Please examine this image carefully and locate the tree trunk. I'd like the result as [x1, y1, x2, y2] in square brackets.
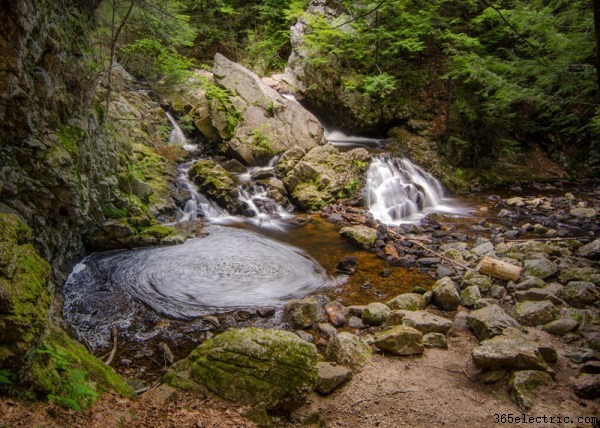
[594, 0, 600, 92]
[476, 256, 522, 282]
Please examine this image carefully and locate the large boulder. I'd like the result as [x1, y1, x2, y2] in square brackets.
[432, 277, 460, 311]
[374, 325, 424, 356]
[213, 53, 325, 165]
[166, 328, 318, 411]
[325, 332, 372, 371]
[339, 225, 378, 249]
[467, 305, 521, 341]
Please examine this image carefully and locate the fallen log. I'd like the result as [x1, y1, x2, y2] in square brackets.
[476, 256, 522, 281]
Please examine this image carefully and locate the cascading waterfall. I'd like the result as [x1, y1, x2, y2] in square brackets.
[367, 156, 451, 224]
[176, 160, 226, 222]
[166, 112, 187, 145]
[325, 129, 384, 149]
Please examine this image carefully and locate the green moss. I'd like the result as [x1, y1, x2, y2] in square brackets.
[196, 77, 243, 138]
[56, 126, 86, 154]
[26, 329, 133, 410]
[291, 182, 331, 211]
[0, 213, 52, 368]
[139, 224, 175, 239]
[250, 124, 277, 155]
[102, 205, 128, 219]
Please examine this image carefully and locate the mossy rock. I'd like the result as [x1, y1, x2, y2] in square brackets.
[291, 182, 331, 211]
[0, 214, 52, 368]
[339, 226, 377, 249]
[508, 370, 554, 409]
[25, 328, 133, 410]
[169, 328, 318, 411]
[188, 160, 239, 210]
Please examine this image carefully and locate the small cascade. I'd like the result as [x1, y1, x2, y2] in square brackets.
[367, 156, 452, 224]
[325, 129, 384, 149]
[176, 160, 227, 222]
[166, 112, 187, 145]
[237, 183, 294, 227]
[236, 155, 279, 182]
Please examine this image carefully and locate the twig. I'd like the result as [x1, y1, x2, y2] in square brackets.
[104, 328, 118, 366]
[388, 229, 473, 271]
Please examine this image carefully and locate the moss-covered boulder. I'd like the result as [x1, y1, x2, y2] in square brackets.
[508, 370, 554, 409]
[340, 226, 377, 249]
[325, 332, 372, 371]
[386, 293, 425, 311]
[25, 329, 133, 410]
[188, 159, 239, 210]
[374, 325, 424, 356]
[166, 328, 318, 411]
[0, 213, 52, 369]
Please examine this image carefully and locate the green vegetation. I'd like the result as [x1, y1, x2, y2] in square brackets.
[195, 77, 243, 137]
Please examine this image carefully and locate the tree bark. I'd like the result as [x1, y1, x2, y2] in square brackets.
[476, 256, 522, 282]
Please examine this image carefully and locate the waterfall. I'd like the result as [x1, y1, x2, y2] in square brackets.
[367, 156, 449, 224]
[165, 112, 187, 145]
[176, 160, 227, 222]
[325, 129, 384, 149]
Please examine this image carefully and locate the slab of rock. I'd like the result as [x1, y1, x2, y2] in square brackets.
[460, 285, 481, 308]
[471, 241, 495, 257]
[542, 318, 579, 336]
[386, 293, 425, 311]
[509, 370, 554, 409]
[514, 301, 557, 326]
[432, 277, 460, 311]
[362, 302, 391, 326]
[467, 305, 521, 341]
[423, 333, 448, 349]
[474, 298, 499, 309]
[572, 374, 600, 399]
[348, 316, 365, 329]
[512, 277, 545, 291]
[284, 298, 318, 329]
[579, 239, 600, 260]
[374, 325, 424, 356]
[559, 282, 597, 308]
[316, 362, 352, 394]
[316, 323, 337, 339]
[325, 332, 372, 371]
[472, 334, 548, 371]
[339, 226, 377, 249]
[168, 328, 318, 411]
[462, 271, 493, 292]
[560, 267, 600, 285]
[402, 311, 453, 334]
[514, 288, 563, 304]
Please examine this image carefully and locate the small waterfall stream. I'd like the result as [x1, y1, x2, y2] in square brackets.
[366, 156, 458, 224]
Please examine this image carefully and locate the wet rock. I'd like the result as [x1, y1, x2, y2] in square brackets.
[362, 302, 391, 326]
[258, 307, 276, 317]
[284, 298, 318, 329]
[564, 348, 600, 363]
[402, 311, 453, 334]
[523, 258, 558, 279]
[325, 301, 348, 327]
[542, 319, 579, 336]
[514, 301, 557, 326]
[423, 333, 448, 349]
[316, 362, 352, 394]
[188, 160, 239, 210]
[316, 323, 337, 339]
[339, 226, 377, 249]
[460, 285, 481, 308]
[467, 305, 521, 341]
[386, 293, 425, 311]
[325, 332, 372, 371]
[573, 374, 600, 399]
[472, 333, 548, 371]
[336, 256, 359, 274]
[509, 370, 554, 409]
[374, 325, 424, 356]
[579, 239, 600, 260]
[432, 277, 460, 311]
[559, 282, 597, 308]
[166, 328, 317, 411]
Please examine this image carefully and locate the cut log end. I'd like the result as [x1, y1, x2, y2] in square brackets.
[476, 256, 522, 282]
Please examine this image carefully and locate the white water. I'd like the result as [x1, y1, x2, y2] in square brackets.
[325, 129, 384, 149]
[176, 160, 227, 223]
[367, 156, 462, 224]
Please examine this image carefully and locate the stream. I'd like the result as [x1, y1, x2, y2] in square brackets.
[62, 121, 488, 364]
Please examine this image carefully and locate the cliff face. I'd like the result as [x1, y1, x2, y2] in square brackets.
[0, 0, 180, 398]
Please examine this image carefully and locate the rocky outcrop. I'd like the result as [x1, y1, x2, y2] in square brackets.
[166, 328, 318, 411]
[213, 53, 325, 165]
[188, 160, 239, 211]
